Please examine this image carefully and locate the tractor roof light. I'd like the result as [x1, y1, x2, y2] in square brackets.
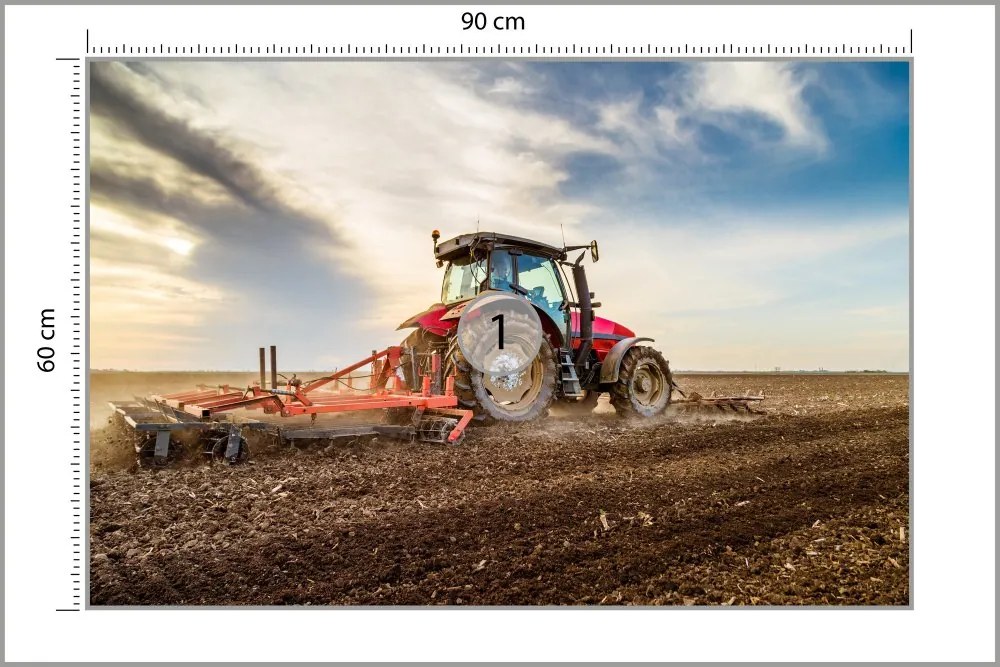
[432, 230, 442, 265]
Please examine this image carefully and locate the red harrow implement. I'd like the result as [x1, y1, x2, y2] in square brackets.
[669, 385, 766, 414]
[109, 345, 473, 466]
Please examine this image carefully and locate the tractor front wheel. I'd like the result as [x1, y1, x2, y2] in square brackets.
[609, 346, 672, 418]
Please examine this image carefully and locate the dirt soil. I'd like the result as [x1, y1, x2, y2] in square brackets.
[90, 373, 909, 606]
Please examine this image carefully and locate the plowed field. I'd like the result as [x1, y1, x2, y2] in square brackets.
[90, 373, 909, 606]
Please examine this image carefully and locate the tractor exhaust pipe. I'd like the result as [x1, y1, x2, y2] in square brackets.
[259, 347, 266, 389]
[572, 260, 593, 370]
[270, 345, 278, 390]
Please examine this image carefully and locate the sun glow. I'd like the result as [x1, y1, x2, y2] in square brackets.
[163, 237, 194, 256]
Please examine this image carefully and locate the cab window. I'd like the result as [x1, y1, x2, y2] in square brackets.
[442, 255, 486, 304]
[516, 254, 566, 324]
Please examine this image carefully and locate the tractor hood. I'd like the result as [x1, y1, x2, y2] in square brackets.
[399, 303, 635, 341]
[397, 303, 455, 337]
[570, 311, 635, 340]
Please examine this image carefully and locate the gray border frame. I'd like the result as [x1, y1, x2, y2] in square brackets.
[82, 54, 914, 611]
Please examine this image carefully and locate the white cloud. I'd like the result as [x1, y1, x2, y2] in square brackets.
[692, 62, 826, 152]
[487, 76, 534, 97]
[591, 62, 827, 160]
[596, 95, 690, 158]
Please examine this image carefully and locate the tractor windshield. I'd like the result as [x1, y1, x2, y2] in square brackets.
[441, 255, 487, 304]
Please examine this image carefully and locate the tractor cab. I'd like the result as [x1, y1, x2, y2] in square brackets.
[437, 233, 571, 337]
[400, 231, 619, 362]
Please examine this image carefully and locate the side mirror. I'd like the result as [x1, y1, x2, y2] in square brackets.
[590, 240, 599, 263]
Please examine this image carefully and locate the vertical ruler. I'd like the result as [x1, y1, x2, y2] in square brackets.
[55, 55, 84, 611]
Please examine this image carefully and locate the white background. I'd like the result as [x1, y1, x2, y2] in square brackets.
[4, 4, 995, 662]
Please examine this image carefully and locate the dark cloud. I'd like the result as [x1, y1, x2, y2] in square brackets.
[90, 62, 335, 235]
[89, 159, 348, 296]
[90, 163, 188, 219]
[89, 160, 344, 260]
[89, 61, 357, 285]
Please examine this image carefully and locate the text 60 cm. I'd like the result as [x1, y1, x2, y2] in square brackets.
[38, 308, 55, 372]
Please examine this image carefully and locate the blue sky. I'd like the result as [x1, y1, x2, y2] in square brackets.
[89, 60, 909, 371]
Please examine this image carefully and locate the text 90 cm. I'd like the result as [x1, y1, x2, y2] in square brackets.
[461, 12, 525, 31]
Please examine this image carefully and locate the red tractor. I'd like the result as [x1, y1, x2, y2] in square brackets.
[397, 231, 674, 421]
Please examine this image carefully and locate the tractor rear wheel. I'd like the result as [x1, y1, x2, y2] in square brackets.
[609, 346, 672, 418]
[445, 336, 557, 422]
